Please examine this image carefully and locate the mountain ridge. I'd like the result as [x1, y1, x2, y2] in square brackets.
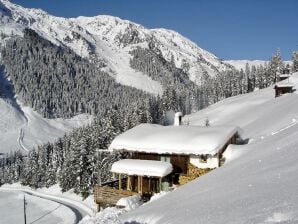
[0, 0, 231, 94]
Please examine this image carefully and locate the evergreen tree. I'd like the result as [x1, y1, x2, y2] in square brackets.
[292, 51, 298, 72]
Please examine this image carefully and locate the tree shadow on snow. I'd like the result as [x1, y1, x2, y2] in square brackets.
[0, 65, 26, 117]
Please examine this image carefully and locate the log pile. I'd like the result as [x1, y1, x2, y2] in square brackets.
[178, 163, 213, 185]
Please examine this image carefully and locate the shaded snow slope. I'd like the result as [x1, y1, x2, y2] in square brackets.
[121, 73, 298, 224]
[0, 98, 91, 154]
[0, 0, 231, 94]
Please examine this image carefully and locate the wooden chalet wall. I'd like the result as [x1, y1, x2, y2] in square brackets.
[275, 86, 293, 97]
[132, 152, 189, 174]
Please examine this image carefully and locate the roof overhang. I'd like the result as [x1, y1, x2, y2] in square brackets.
[111, 159, 173, 177]
[109, 124, 239, 156]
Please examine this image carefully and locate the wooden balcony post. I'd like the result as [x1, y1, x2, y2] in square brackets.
[137, 176, 142, 194]
[119, 174, 122, 190]
[127, 176, 131, 191]
[140, 176, 143, 194]
[159, 177, 162, 192]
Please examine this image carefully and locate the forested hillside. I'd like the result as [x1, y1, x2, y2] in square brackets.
[0, 111, 123, 196]
[1, 29, 154, 118]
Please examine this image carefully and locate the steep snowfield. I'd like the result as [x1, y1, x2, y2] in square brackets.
[0, 0, 231, 94]
[120, 73, 298, 224]
[0, 98, 91, 154]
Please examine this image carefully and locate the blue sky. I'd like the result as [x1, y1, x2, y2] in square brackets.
[12, 0, 298, 60]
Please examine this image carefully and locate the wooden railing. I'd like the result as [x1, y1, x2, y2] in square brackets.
[100, 177, 127, 189]
[94, 185, 138, 206]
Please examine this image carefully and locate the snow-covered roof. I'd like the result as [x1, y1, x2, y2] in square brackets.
[275, 83, 294, 88]
[111, 159, 173, 177]
[279, 74, 290, 78]
[109, 124, 239, 155]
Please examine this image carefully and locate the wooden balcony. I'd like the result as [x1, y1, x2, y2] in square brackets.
[94, 185, 138, 209]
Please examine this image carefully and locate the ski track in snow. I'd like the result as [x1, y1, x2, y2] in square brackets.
[252, 116, 298, 143]
[17, 113, 30, 152]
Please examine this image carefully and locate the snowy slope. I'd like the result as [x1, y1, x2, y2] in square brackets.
[185, 73, 298, 140]
[120, 73, 298, 224]
[0, 98, 92, 154]
[0, 0, 231, 94]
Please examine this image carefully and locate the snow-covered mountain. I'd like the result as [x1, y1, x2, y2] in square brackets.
[119, 73, 298, 223]
[0, 0, 231, 94]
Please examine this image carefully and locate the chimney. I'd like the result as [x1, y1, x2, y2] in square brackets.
[174, 112, 183, 126]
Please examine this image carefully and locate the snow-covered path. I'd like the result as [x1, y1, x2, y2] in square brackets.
[17, 114, 30, 152]
[0, 190, 76, 224]
[24, 191, 85, 223]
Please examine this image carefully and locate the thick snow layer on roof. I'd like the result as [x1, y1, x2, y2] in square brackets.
[111, 159, 172, 177]
[279, 74, 290, 78]
[109, 124, 238, 155]
[275, 83, 294, 88]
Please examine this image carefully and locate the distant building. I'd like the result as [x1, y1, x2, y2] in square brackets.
[274, 72, 294, 97]
[274, 83, 294, 97]
[278, 74, 290, 82]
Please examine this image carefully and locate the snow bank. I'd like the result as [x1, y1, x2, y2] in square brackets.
[79, 207, 124, 224]
[116, 195, 142, 211]
[148, 191, 169, 203]
[109, 123, 239, 155]
[111, 159, 173, 177]
[223, 144, 247, 163]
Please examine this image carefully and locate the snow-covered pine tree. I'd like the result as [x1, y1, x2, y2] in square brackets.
[292, 51, 298, 72]
[269, 49, 284, 83]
